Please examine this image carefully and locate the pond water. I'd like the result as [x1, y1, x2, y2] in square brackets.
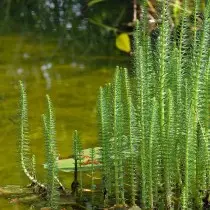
[0, 34, 128, 209]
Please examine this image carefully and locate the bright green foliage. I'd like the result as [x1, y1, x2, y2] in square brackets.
[97, 83, 113, 206]
[112, 67, 127, 206]
[17, 0, 209, 209]
[43, 95, 59, 210]
[19, 80, 32, 178]
[97, 0, 210, 209]
[98, 67, 138, 207]
[19, 81, 46, 190]
[121, 68, 138, 206]
[19, 82, 64, 209]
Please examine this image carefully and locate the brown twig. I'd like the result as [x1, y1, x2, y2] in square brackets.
[133, 0, 137, 21]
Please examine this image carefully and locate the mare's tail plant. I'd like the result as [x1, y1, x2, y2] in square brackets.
[43, 95, 60, 210]
[98, 67, 138, 207]
[97, 0, 210, 209]
[19, 81, 46, 190]
[17, 0, 209, 208]
[98, 83, 113, 207]
[19, 81, 64, 209]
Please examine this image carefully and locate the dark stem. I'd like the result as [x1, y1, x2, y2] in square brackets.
[71, 155, 79, 196]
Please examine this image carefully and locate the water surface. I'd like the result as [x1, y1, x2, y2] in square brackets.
[0, 34, 127, 209]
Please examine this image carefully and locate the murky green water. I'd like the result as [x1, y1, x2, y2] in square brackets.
[0, 34, 127, 209]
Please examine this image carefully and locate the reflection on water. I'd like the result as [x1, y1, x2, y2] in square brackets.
[0, 33, 122, 209]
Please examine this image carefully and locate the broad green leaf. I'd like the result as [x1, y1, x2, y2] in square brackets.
[44, 147, 102, 172]
[44, 146, 135, 172]
[116, 33, 131, 53]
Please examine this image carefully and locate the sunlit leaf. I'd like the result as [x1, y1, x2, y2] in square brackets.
[116, 33, 131, 53]
[44, 145, 136, 172]
[44, 147, 102, 172]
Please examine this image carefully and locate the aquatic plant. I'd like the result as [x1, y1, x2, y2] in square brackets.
[97, 83, 113, 206]
[97, 68, 139, 207]
[97, 0, 210, 209]
[19, 81, 46, 190]
[42, 95, 60, 209]
[19, 81, 63, 209]
[15, 0, 209, 209]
